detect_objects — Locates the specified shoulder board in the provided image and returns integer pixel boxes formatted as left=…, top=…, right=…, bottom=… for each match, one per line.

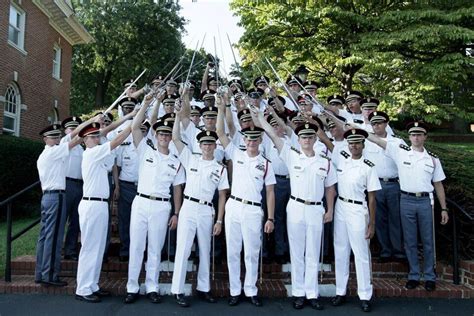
left=173, top=154, right=178, bottom=159
left=192, top=152, right=202, bottom=155
left=319, top=154, right=331, bottom=161
left=364, top=159, right=375, bottom=167
left=290, top=146, right=301, bottom=154
left=146, top=138, right=156, bottom=151
left=353, top=119, right=363, bottom=124
left=340, top=150, right=350, bottom=159
left=391, top=134, right=400, bottom=138
left=428, top=151, right=438, bottom=158
left=399, top=144, right=411, bottom=151
left=181, top=139, right=188, bottom=146
left=261, top=154, right=271, bottom=163
left=120, top=142, right=131, bottom=146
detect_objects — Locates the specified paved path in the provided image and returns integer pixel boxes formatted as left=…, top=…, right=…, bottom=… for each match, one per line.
left=0, top=294, right=473, bottom=316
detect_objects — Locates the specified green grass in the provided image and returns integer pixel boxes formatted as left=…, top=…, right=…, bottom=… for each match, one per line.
left=0, top=217, right=40, bottom=277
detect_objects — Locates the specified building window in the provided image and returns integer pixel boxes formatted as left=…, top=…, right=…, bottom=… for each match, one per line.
left=53, top=46, right=62, bottom=79
left=3, top=84, right=21, bottom=136
left=8, top=4, right=26, bottom=50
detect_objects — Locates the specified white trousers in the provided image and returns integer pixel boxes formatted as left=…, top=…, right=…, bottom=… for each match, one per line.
left=126, top=196, right=170, bottom=294
left=225, top=199, right=263, bottom=297
left=76, top=200, right=108, bottom=296
left=334, top=200, right=373, bottom=300
left=287, top=199, right=324, bottom=299
left=171, top=200, right=213, bottom=294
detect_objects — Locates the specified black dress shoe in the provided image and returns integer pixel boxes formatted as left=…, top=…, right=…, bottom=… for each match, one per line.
left=405, top=280, right=420, bottom=290
left=64, top=254, right=78, bottom=261
left=175, top=294, right=190, bottom=307
left=197, top=290, right=216, bottom=303
left=124, top=292, right=139, bottom=304
left=147, top=291, right=162, bottom=303
left=93, top=288, right=111, bottom=297
left=42, top=279, right=68, bottom=287
left=119, top=256, right=129, bottom=262
left=309, top=298, right=324, bottom=310
left=361, top=300, right=371, bottom=312
left=331, top=295, right=346, bottom=306
left=292, top=296, right=305, bottom=309
left=228, top=295, right=240, bottom=306
left=424, top=281, right=436, bottom=292
left=76, top=294, right=101, bottom=303
left=249, top=296, right=262, bottom=307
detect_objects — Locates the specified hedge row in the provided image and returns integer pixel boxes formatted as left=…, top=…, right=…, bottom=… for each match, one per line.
left=0, top=135, right=43, bottom=201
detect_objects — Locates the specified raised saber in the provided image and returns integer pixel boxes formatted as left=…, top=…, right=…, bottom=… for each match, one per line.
left=185, top=40, right=200, bottom=85
left=226, top=32, right=239, bottom=72
left=264, top=57, right=301, bottom=112
left=104, top=68, right=147, bottom=114
left=213, top=36, right=219, bottom=87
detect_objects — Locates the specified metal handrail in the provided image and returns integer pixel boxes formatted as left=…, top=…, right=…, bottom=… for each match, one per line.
left=444, top=197, right=472, bottom=285
left=2, top=181, right=41, bottom=282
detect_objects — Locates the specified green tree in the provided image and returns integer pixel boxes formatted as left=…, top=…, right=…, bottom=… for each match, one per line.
left=230, top=0, right=474, bottom=125
left=70, top=0, right=185, bottom=114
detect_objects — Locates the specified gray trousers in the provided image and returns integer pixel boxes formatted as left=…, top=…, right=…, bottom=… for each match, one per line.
left=63, top=179, right=83, bottom=256
left=118, top=180, right=137, bottom=257
left=35, top=192, right=66, bottom=282
left=375, top=181, right=405, bottom=258
left=274, top=176, right=290, bottom=256
left=400, top=194, right=435, bottom=281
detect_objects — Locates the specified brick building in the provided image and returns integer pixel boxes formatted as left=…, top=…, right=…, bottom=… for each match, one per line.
left=0, top=0, right=92, bottom=140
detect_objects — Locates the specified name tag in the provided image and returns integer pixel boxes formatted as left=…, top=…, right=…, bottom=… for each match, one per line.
left=294, top=166, right=302, bottom=170
left=124, top=157, right=130, bottom=160
left=336, top=169, right=342, bottom=172
left=190, top=168, right=198, bottom=172
left=146, top=158, right=154, bottom=163
left=237, top=160, right=244, bottom=164
left=403, top=161, right=411, bottom=165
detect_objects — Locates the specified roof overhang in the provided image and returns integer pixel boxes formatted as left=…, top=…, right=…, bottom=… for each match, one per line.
left=32, top=0, right=94, bottom=45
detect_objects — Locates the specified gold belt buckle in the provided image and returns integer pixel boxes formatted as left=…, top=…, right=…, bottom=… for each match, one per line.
left=343, top=198, right=348, bottom=202
left=383, top=178, right=389, bottom=182
left=242, top=199, right=248, bottom=204
left=415, top=192, right=422, bottom=197
left=199, top=200, right=205, bottom=205
left=150, top=195, right=157, bottom=200
left=304, top=200, right=311, bottom=205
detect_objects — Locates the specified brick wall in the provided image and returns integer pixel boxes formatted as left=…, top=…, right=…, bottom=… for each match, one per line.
left=0, top=0, right=72, bottom=141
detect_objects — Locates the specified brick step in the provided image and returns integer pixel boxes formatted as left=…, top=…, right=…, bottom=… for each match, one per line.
left=0, top=275, right=471, bottom=298
left=11, top=255, right=409, bottom=279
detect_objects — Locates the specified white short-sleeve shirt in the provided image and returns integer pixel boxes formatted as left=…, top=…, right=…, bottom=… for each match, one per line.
left=225, top=142, right=276, bottom=203
left=115, top=134, right=139, bottom=182
left=179, top=146, right=229, bottom=202
left=81, top=143, right=112, bottom=198
left=334, top=151, right=381, bottom=201
left=385, top=142, right=446, bottom=192
left=136, top=138, right=186, bottom=198
left=37, top=142, right=70, bottom=191
left=61, top=133, right=83, bottom=180
left=280, top=144, right=337, bottom=202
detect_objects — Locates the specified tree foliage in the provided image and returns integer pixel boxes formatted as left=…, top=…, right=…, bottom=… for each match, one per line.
left=230, top=0, right=474, bottom=125
left=70, top=0, right=185, bottom=115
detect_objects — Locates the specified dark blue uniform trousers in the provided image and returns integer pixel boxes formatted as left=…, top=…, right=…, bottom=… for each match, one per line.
left=118, top=180, right=137, bottom=257
left=63, top=178, right=83, bottom=257
left=35, top=191, right=66, bottom=282
left=375, top=181, right=405, bottom=259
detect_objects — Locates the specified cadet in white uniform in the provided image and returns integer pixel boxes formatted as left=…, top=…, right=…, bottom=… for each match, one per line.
left=216, top=96, right=276, bottom=307
left=125, top=95, right=185, bottom=304
left=170, top=109, right=229, bottom=307
left=75, top=121, right=132, bottom=303
left=257, top=112, right=337, bottom=310
left=36, top=124, right=81, bottom=287
left=367, top=121, right=448, bottom=292
left=331, top=128, right=381, bottom=313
